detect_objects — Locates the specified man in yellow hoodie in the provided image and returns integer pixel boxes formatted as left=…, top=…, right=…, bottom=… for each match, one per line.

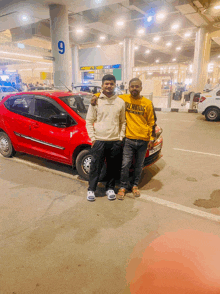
left=92, top=78, right=156, bottom=200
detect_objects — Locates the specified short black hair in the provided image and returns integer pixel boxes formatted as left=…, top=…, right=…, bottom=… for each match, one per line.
left=102, top=74, right=116, bottom=84
left=129, top=78, right=142, bottom=86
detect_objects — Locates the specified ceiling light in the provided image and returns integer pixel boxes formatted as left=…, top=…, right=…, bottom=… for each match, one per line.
left=176, top=46, right=181, bottom=51
left=97, top=45, right=101, bottom=48
left=153, top=36, right=160, bottom=42
left=119, top=42, right=123, bottom=45
left=134, top=46, right=139, bottom=50
left=147, top=16, right=153, bottom=22
left=138, top=28, right=145, bottom=35
left=156, top=13, right=165, bottom=20
left=148, top=72, right=153, bottom=75
left=76, top=28, right=83, bottom=33
left=214, top=5, right=220, bottom=9
left=0, top=51, right=43, bottom=59
left=155, top=59, right=159, bottom=63
left=145, top=49, right=150, bottom=54
left=21, top=15, right=29, bottom=22
left=172, top=58, right=176, bottom=61
left=218, top=55, right=220, bottom=58
left=171, top=23, right=180, bottom=30
left=117, top=21, right=124, bottom=26
left=1, top=57, right=32, bottom=62
left=184, top=32, right=191, bottom=37
left=166, top=42, right=172, bottom=47
left=100, top=36, right=105, bottom=40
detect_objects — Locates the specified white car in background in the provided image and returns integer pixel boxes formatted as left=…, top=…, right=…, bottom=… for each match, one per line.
left=198, top=87, right=220, bottom=121
left=0, top=86, right=18, bottom=101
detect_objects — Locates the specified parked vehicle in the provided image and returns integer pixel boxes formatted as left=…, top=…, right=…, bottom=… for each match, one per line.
left=28, top=86, right=54, bottom=91
left=198, top=87, right=220, bottom=121
left=73, top=85, right=101, bottom=94
left=0, top=86, right=18, bottom=100
left=0, top=91, right=163, bottom=180
left=73, top=84, right=123, bottom=95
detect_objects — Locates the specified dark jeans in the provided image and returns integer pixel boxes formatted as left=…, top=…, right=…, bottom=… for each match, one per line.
left=88, top=140, right=122, bottom=192
left=120, top=138, right=149, bottom=189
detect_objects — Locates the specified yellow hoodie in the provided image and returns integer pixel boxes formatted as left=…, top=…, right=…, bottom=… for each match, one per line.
left=95, top=93, right=156, bottom=141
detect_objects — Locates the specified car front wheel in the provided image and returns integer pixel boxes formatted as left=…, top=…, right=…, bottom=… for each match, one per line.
left=0, top=132, right=15, bottom=157
left=75, top=149, right=107, bottom=181
left=205, top=107, right=220, bottom=121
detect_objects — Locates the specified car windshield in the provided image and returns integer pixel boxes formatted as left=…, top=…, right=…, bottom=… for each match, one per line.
left=1, top=86, right=17, bottom=92
left=60, top=95, right=91, bottom=119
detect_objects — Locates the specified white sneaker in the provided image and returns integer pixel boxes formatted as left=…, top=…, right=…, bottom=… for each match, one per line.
left=106, top=189, right=116, bottom=201
left=87, top=191, right=96, bottom=201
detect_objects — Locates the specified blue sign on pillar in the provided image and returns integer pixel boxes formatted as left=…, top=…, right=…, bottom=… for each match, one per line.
left=58, top=41, right=65, bottom=54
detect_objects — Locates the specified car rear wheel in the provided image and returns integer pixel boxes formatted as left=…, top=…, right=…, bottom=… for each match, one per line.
left=205, top=107, right=220, bottom=121
left=75, top=149, right=107, bottom=181
left=0, top=132, right=15, bottom=157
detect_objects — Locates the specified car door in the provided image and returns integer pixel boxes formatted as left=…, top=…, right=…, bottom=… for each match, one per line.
left=28, top=95, right=76, bottom=164
left=3, top=94, right=35, bottom=152
left=215, top=90, right=220, bottom=107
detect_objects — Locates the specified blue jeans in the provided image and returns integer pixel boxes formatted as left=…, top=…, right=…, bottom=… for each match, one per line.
left=120, top=138, right=149, bottom=189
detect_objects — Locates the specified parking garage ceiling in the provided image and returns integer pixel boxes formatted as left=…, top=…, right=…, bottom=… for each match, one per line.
left=1, top=0, right=220, bottom=67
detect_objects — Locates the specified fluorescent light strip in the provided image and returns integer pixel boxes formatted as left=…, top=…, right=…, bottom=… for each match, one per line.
left=36, top=62, right=52, bottom=64
left=0, top=51, right=43, bottom=59
left=1, top=57, right=32, bottom=62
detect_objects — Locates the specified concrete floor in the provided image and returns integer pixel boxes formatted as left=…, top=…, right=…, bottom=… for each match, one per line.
left=0, top=112, right=220, bottom=293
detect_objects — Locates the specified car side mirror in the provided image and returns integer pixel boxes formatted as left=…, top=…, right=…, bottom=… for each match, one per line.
left=50, top=113, right=68, bottom=125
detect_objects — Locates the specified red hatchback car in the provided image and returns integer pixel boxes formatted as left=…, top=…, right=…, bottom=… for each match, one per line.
left=0, top=91, right=163, bottom=180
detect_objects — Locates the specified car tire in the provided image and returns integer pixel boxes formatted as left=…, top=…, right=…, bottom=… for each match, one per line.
left=75, top=149, right=107, bottom=181
left=205, top=107, right=220, bottom=121
left=0, top=132, right=15, bottom=157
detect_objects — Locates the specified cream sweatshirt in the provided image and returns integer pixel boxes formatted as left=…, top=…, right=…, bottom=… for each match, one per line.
left=86, top=93, right=126, bottom=142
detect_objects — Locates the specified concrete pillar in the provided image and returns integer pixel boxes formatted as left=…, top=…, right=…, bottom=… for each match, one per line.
left=72, top=45, right=80, bottom=85
left=192, top=28, right=211, bottom=92
left=123, top=38, right=134, bottom=84
left=49, top=4, right=71, bottom=89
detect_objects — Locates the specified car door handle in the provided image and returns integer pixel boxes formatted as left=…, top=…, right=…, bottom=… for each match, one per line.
left=29, top=123, right=40, bottom=130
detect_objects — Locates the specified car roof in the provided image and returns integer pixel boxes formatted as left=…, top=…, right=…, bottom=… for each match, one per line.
left=6, top=91, right=86, bottom=98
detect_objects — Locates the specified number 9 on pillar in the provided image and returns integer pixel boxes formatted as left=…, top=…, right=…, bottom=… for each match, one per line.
left=58, top=41, right=65, bottom=54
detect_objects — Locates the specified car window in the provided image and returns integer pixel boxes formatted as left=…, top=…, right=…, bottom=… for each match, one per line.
left=34, top=98, right=63, bottom=120
left=60, top=95, right=89, bottom=120
left=4, top=95, right=34, bottom=115
left=33, top=96, right=75, bottom=127
left=216, top=90, right=220, bottom=96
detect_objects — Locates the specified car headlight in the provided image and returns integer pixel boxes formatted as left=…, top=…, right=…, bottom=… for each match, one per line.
left=155, top=127, right=163, bottom=140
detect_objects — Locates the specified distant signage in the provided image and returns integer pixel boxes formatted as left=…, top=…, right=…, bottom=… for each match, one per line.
left=80, top=64, right=121, bottom=70
left=84, top=72, right=94, bottom=80
left=43, top=56, right=55, bottom=61
left=40, top=72, right=52, bottom=80
left=80, top=66, right=95, bottom=70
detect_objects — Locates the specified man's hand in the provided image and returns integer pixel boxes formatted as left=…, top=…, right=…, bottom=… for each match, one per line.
left=91, top=95, right=98, bottom=106
left=91, top=140, right=96, bottom=147
left=148, top=141, right=154, bottom=150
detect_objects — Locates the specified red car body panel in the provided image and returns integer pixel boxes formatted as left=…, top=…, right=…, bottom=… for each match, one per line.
left=0, top=91, right=92, bottom=165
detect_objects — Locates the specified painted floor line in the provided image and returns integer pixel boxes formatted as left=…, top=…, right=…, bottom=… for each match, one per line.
left=161, top=119, right=194, bottom=122
left=141, top=193, right=220, bottom=223
left=4, top=156, right=87, bottom=182
left=173, top=148, right=220, bottom=157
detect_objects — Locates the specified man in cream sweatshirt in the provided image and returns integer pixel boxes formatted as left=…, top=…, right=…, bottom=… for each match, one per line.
left=86, top=74, right=126, bottom=201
